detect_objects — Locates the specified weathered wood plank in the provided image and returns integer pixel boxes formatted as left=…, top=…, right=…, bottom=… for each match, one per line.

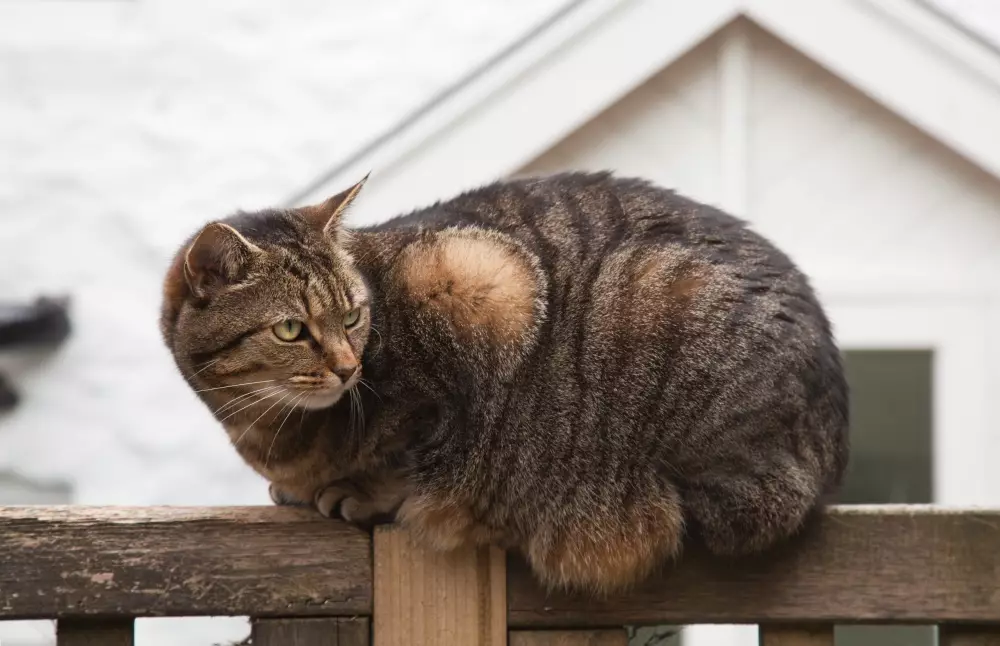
left=759, top=624, right=834, bottom=646
left=56, top=618, right=134, bottom=646
left=252, top=617, right=370, bottom=646
left=0, top=506, right=371, bottom=619
left=507, top=505, right=1000, bottom=626
left=940, top=625, right=1000, bottom=646
left=373, top=525, right=506, bottom=646
left=509, top=629, right=628, bottom=645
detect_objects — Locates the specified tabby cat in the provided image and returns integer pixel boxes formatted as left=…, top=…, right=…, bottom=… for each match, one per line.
left=161, top=171, right=849, bottom=593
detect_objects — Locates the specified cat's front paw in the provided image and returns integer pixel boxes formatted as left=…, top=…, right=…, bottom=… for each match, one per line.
left=314, top=482, right=398, bottom=527
left=314, top=482, right=361, bottom=520
left=269, top=483, right=311, bottom=508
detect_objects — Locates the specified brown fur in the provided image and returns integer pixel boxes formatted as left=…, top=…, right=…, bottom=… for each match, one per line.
left=397, top=229, right=540, bottom=345
left=160, top=171, right=849, bottom=595
left=526, top=488, right=683, bottom=592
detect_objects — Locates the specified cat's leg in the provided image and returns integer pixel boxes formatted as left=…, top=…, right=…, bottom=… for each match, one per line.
left=522, top=482, right=685, bottom=595
left=681, top=454, right=820, bottom=556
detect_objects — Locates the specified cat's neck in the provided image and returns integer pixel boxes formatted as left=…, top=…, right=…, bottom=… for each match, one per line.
left=347, top=228, right=411, bottom=379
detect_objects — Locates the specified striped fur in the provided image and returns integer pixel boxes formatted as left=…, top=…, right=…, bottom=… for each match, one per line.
left=161, top=171, right=849, bottom=594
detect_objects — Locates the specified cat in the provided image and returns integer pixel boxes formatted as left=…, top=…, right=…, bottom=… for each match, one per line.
left=160, top=171, right=849, bottom=594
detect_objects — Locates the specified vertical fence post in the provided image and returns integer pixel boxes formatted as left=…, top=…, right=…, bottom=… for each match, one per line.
left=373, top=525, right=506, bottom=646
left=56, top=619, right=134, bottom=646
left=940, top=625, right=1000, bottom=646
left=509, top=629, right=629, bottom=645
left=251, top=617, right=370, bottom=646
left=759, top=625, right=835, bottom=646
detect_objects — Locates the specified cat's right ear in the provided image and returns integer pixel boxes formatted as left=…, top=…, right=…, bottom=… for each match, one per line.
left=299, top=173, right=369, bottom=239
left=183, top=222, right=261, bottom=299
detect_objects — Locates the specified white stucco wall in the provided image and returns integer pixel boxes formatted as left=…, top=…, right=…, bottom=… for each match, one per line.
left=0, top=1, right=996, bottom=645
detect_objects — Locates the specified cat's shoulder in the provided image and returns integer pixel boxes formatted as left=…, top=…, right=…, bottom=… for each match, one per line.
left=392, top=226, right=547, bottom=368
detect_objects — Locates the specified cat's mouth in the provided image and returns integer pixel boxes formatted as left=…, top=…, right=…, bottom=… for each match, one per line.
left=287, top=373, right=360, bottom=410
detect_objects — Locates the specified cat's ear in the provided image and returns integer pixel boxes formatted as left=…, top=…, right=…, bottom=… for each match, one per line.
left=183, top=222, right=261, bottom=298
left=300, top=173, right=369, bottom=238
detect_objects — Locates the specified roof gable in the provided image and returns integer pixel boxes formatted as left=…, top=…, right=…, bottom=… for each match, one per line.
left=290, top=0, right=1000, bottom=227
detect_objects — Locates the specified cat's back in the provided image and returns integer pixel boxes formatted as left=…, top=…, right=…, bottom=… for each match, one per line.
left=365, top=171, right=784, bottom=270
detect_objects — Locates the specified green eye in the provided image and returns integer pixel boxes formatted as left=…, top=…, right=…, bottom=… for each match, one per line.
left=343, top=308, right=362, bottom=328
left=272, top=320, right=304, bottom=342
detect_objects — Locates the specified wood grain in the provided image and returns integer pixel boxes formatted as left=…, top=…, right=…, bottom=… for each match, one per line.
left=507, top=505, right=1000, bottom=626
left=509, top=629, right=629, bottom=645
left=252, top=617, right=370, bottom=646
left=373, top=525, right=506, bottom=646
left=0, top=506, right=371, bottom=619
left=56, top=619, right=134, bottom=646
left=940, top=625, right=1000, bottom=646
left=759, top=625, right=834, bottom=646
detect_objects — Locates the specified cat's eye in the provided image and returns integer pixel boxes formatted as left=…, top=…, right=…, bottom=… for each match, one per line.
left=272, top=319, right=304, bottom=342
left=343, top=308, right=362, bottom=328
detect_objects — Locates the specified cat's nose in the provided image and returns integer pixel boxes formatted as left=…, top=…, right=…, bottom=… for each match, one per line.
left=332, top=364, right=358, bottom=383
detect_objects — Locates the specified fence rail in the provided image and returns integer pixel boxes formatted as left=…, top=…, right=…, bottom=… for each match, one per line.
left=2, top=504, right=998, bottom=645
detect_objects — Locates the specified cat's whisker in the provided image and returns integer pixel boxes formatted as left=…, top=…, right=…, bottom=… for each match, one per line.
left=266, top=393, right=306, bottom=468
left=357, top=378, right=382, bottom=403
left=347, top=387, right=357, bottom=437
left=298, top=400, right=308, bottom=432
left=219, top=389, right=283, bottom=425
left=184, top=359, right=220, bottom=380
left=213, top=385, right=283, bottom=416
left=350, top=386, right=366, bottom=442
left=195, top=379, right=275, bottom=394
left=234, top=392, right=291, bottom=448
left=369, top=325, right=384, bottom=357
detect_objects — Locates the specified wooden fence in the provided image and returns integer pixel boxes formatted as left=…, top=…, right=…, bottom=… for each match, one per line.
left=2, top=505, right=998, bottom=645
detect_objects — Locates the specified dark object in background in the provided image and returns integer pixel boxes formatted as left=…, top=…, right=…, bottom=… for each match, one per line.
left=0, top=296, right=71, bottom=411
left=0, top=373, right=17, bottom=411
left=0, top=296, right=71, bottom=349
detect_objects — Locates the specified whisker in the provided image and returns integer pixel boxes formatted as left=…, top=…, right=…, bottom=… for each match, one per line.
left=298, top=401, right=308, bottom=433
left=349, top=386, right=366, bottom=445
left=369, top=325, right=384, bottom=358
left=266, top=393, right=306, bottom=468
left=195, top=379, right=275, bottom=394
left=347, top=387, right=356, bottom=438
left=218, top=390, right=282, bottom=425
left=234, top=392, right=290, bottom=448
left=213, top=385, right=282, bottom=416
left=357, top=378, right=382, bottom=403
left=184, top=359, right=220, bottom=380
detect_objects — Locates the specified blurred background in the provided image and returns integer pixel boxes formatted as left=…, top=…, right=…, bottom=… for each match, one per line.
left=2, top=1, right=999, bottom=645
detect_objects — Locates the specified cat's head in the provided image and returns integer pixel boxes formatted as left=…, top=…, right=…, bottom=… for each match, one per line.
left=161, top=176, right=372, bottom=415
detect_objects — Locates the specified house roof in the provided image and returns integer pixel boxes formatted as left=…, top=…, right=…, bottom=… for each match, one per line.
left=286, top=0, right=1000, bottom=222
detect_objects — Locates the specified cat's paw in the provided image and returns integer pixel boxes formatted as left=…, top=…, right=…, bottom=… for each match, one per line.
left=269, top=483, right=310, bottom=508
left=314, top=482, right=399, bottom=527
left=313, top=483, right=360, bottom=520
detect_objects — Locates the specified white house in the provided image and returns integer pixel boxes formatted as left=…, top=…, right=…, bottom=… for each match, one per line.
left=1, top=0, right=998, bottom=645
left=294, top=1, right=1000, bottom=644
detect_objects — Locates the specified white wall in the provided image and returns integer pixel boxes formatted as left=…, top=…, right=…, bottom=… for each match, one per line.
left=0, top=1, right=563, bottom=644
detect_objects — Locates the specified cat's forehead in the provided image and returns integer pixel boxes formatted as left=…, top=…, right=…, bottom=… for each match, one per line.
left=267, top=244, right=366, bottom=309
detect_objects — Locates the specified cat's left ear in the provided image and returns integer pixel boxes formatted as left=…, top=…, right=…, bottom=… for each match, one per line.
left=300, top=173, right=369, bottom=238
left=183, top=222, right=262, bottom=299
